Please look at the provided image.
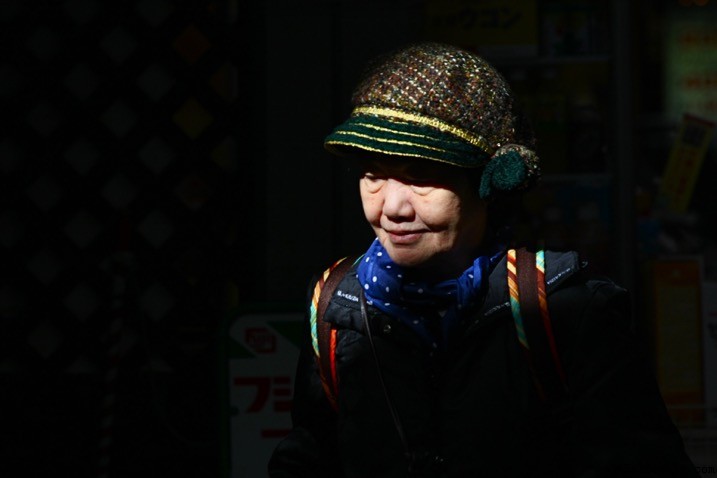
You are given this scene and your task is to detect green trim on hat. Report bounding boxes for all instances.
[324,114,491,168]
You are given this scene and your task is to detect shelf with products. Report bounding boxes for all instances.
[424,0,611,61]
[498,60,612,176]
[489,54,611,67]
[630,4,717,466]
[490,58,616,276]
[508,171,615,277]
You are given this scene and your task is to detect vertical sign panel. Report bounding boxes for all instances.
[226,313,303,477]
[665,11,717,122]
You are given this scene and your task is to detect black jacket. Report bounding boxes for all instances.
[269,251,698,477]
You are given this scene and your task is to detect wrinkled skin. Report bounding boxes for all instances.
[359,157,487,280]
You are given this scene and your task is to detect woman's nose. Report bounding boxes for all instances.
[382,178,414,220]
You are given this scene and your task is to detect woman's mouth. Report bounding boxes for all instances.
[386,230,424,245]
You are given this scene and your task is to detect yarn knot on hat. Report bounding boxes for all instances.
[479,144,540,199]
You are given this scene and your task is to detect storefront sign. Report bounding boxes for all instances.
[225,312,303,477]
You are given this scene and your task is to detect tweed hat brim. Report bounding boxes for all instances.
[324,106,493,168]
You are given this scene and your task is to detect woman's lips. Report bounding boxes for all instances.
[386,230,424,245]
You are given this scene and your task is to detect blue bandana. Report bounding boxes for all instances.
[357,238,503,350]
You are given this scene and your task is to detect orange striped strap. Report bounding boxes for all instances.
[508,247,568,402]
[310,256,356,411]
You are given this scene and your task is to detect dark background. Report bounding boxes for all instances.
[2,0,716,476]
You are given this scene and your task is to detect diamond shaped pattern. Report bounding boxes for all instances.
[27,176,63,212]
[173,24,210,63]
[175,174,210,211]
[137,63,175,101]
[27,248,63,285]
[138,209,174,248]
[64,0,100,25]
[102,173,137,210]
[5,2,249,475]
[64,211,102,249]
[64,283,100,321]
[136,0,173,28]
[140,282,175,322]
[27,320,64,358]
[26,26,60,62]
[64,355,99,374]
[139,137,175,174]
[173,98,213,139]
[211,137,238,173]
[101,26,138,64]
[101,100,138,138]
[26,102,61,137]
[64,63,100,101]
[64,138,99,175]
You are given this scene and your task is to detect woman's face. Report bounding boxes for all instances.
[359,157,488,279]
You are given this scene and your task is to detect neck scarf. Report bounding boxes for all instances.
[357,238,503,350]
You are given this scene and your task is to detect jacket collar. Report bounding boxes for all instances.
[322,263,364,330]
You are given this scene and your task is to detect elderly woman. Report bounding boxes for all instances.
[269,43,697,477]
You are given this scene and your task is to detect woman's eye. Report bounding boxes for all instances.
[364,172,385,182]
[406,176,437,188]
[362,173,385,192]
[409,183,434,194]
[406,177,431,185]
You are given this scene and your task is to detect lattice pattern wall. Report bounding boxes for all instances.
[1,1,262,476]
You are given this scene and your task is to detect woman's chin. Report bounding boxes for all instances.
[382,247,427,268]
[386,248,468,280]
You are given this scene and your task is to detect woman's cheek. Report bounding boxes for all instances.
[361,194,382,225]
[415,194,456,230]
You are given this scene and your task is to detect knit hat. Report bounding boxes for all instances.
[324,43,540,199]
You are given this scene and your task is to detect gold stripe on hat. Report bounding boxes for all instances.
[355,121,437,141]
[330,130,452,154]
[325,139,462,166]
[353,106,494,154]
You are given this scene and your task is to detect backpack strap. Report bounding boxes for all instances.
[508,247,568,402]
[309,256,356,411]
